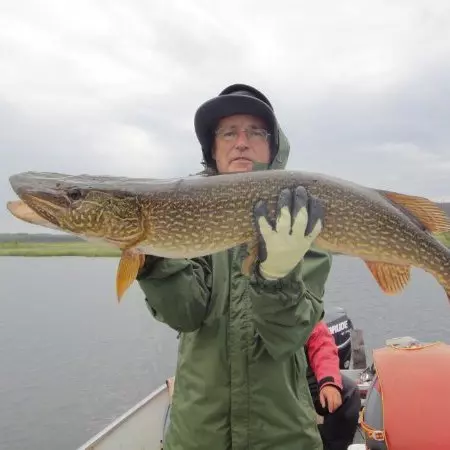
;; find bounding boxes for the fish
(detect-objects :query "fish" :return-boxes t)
[7,169,450,303]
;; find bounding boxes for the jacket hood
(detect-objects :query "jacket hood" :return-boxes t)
[265,124,290,170]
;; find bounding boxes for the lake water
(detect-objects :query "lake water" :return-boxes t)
[1,256,450,450]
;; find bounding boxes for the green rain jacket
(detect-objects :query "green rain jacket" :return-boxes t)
[137,127,332,450]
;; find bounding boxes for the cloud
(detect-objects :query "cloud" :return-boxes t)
[1,0,450,232]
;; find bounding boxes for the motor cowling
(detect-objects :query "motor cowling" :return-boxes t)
[323,306,354,369]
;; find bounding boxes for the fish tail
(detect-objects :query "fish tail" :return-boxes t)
[437,269,450,304]
[431,243,450,303]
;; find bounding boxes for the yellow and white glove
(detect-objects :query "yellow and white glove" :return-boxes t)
[254,186,324,280]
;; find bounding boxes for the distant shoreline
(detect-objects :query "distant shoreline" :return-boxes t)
[0,231,448,257]
[439,233,450,247]
[0,241,121,257]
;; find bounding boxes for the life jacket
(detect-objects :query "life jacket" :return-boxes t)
[360,340,450,450]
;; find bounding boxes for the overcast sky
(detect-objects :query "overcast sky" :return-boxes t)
[1,0,450,233]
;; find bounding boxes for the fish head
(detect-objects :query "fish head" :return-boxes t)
[9,172,145,248]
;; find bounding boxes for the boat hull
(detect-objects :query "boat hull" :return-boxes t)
[77,368,369,450]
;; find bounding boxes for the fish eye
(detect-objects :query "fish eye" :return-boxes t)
[67,188,82,201]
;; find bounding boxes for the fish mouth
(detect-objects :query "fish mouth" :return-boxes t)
[13,193,66,228]
[6,199,60,230]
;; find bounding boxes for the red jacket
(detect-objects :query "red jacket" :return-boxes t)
[305,320,343,391]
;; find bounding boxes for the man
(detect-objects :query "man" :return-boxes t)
[306,321,362,450]
[137,84,332,449]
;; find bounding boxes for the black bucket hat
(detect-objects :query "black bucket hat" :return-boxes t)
[194,83,278,168]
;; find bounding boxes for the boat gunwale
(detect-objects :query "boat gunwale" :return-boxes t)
[76,383,168,449]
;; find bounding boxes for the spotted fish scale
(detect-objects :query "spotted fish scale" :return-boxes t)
[7,169,450,302]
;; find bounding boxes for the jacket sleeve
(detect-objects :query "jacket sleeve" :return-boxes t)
[306,321,343,391]
[136,255,212,333]
[249,248,332,361]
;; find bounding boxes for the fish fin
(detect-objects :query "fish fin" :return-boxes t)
[365,261,411,294]
[242,239,259,276]
[116,249,145,302]
[378,190,450,233]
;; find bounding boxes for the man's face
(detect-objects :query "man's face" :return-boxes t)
[212,114,271,173]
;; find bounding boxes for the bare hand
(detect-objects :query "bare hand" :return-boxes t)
[320,385,342,413]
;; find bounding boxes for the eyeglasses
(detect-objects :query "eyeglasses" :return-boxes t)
[215,127,271,143]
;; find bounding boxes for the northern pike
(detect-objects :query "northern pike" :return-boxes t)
[7,169,450,303]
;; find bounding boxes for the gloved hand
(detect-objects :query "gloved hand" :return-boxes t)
[254,186,324,280]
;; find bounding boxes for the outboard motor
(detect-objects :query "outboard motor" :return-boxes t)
[323,306,354,369]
